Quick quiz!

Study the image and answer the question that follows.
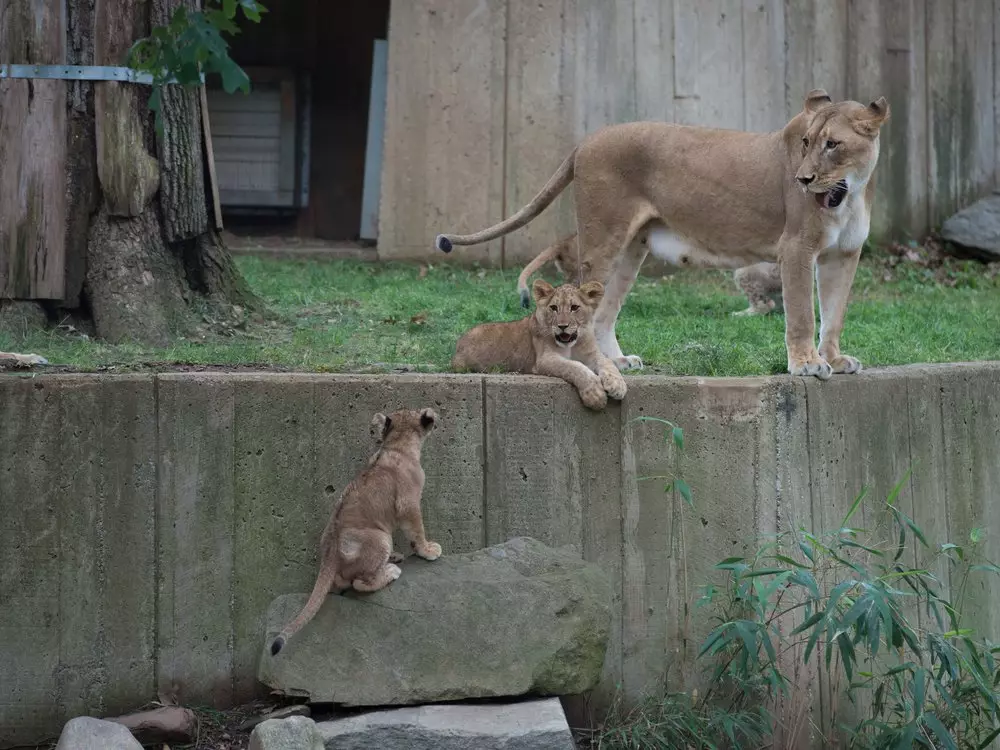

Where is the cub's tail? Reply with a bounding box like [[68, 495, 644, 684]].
[[436, 149, 577, 253], [516, 241, 564, 308], [270, 562, 337, 656]]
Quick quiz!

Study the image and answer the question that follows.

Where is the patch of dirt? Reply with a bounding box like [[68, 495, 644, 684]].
[[874, 233, 1000, 285]]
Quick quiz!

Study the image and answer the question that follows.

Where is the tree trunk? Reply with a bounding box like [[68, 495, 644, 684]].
[[71, 0, 259, 345]]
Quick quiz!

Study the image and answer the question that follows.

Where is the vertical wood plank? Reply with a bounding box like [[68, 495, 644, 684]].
[[742, 0, 786, 132], [0, 0, 67, 299], [503, 0, 578, 266], [571, 0, 637, 137], [673, 0, 745, 128], [379, 0, 506, 266], [783, 1, 849, 119], [634, 0, 675, 123], [954, 0, 995, 207], [880, 0, 929, 238], [926, 0, 958, 226]]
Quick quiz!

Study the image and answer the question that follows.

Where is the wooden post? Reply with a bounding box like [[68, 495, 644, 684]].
[[0, 0, 68, 300]]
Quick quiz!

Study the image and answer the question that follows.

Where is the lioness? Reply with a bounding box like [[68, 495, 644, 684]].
[[452, 279, 627, 411], [270, 407, 441, 656], [0, 352, 48, 367], [438, 89, 888, 380], [517, 231, 782, 316]]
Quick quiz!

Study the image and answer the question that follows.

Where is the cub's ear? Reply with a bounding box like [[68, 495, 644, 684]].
[[853, 96, 890, 136], [419, 408, 438, 430], [370, 412, 390, 440], [532, 279, 555, 305], [578, 281, 605, 307], [803, 88, 832, 114]]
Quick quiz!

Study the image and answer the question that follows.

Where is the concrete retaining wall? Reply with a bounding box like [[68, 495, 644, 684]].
[[2, 365, 1000, 746]]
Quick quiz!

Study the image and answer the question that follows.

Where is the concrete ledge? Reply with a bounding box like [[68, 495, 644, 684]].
[[2, 364, 1000, 746]]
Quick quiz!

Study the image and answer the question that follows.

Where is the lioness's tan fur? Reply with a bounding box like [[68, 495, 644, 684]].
[[453, 279, 627, 411], [439, 89, 889, 380], [0, 352, 48, 367], [270, 408, 441, 655]]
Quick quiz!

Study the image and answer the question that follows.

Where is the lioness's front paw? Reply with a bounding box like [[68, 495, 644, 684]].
[[414, 541, 442, 561], [614, 355, 644, 371], [579, 382, 609, 410], [789, 354, 833, 381], [828, 354, 863, 375], [601, 370, 628, 400]]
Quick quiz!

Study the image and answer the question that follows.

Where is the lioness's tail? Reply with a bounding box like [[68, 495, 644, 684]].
[[436, 150, 577, 253], [516, 241, 564, 308], [270, 562, 337, 656]]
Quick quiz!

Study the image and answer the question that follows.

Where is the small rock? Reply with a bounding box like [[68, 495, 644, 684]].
[[239, 704, 311, 731], [55, 717, 143, 750], [317, 698, 576, 750], [941, 194, 1000, 261], [249, 716, 324, 750], [105, 706, 197, 744], [258, 537, 611, 706]]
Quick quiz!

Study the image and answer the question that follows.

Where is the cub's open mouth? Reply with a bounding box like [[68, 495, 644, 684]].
[[555, 332, 577, 345], [816, 180, 849, 209]]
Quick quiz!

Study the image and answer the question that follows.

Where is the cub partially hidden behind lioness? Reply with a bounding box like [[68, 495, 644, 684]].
[[452, 279, 627, 411], [270, 407, 442, 656]]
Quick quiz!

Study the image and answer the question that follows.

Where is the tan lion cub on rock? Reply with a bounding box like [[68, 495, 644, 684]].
[[270, 407, 441, 656], [452, 279, 627, 411]]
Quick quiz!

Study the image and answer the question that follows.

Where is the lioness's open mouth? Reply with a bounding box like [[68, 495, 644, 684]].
[[555, 332, 577, 345], [816, 180, 849, 209]]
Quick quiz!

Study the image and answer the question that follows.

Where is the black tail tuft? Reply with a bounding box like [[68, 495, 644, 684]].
[[270, 635, 286, 656], [520, 289, 531, 308], [436, 235, 453, 253]]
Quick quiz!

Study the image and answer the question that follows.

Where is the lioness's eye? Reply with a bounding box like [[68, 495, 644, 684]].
[[826, 139, 839, 150], [570, 304, 580, 312], [549, 305, 558, 312]]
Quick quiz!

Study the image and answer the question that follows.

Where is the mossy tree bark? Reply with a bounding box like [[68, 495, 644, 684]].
[[74, 0, 259, 345]]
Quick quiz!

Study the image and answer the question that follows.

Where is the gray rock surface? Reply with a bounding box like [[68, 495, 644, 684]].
[[259, 537, 611, 706], [941, 194, 1000, 260], [249, 715, 325, 750], [55, 717, 143, 750], [317, 698, 576, 750]]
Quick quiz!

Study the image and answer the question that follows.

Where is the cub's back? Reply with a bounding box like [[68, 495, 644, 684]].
[[452, 317, 535, 373]]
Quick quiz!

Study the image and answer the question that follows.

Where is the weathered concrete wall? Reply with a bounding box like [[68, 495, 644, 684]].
[[2, 365, 1000, 746], [379, 0, 999, 265]]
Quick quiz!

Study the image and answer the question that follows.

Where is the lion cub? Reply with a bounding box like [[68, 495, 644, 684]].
[[270, 407, 441, 656], [452, 279, 627, 410], [733, 261, 783, 316]]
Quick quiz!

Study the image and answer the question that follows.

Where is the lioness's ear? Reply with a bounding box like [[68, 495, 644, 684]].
[[853, 96, 890, 136], [578, 281, 604, 307], [803, 88, 832, 114], [370, 412, 389, 440], [419, 408, 438, 430], [532, 279, 555, 304]]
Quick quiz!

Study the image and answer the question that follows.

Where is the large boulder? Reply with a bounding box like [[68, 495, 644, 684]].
[[317, 698, 576, 750], [258, 537, 611, 706], [940, 194, 1000, 261], [55, 717, 143, 750]]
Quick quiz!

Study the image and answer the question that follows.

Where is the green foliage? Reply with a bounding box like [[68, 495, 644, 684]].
[[698, 474, 1000, 749], [127, 0, 267, 131]]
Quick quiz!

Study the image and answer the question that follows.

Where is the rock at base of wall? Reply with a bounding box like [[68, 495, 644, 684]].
[[249, 715, 325, 750], [258, 537, 611, 706], [55, 717, 143, 750], [941, 194, 1000, 261], [317, 698, 576, 750]]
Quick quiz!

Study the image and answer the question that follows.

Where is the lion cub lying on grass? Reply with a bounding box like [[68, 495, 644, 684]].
[[452, 279, 627, 411], [270, 407, 441, 656]]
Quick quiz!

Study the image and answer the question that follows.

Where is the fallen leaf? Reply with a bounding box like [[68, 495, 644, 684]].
[[418, 265, 428, 279], [410, 312, 428, 325]]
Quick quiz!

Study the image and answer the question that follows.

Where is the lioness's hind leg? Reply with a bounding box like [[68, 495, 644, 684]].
[[589, 233, 649, 371], [353, 563, 403, 592]]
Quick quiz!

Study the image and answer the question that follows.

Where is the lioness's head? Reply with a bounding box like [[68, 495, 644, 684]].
[[370, 407, 439, 445], [531, 279, 603, 347], [795, 89, 890, 210]]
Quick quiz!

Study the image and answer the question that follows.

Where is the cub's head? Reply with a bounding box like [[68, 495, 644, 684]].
[[370, 407, 439, 445], [795, 89, 890, 210], [531, 279, 604, 347]]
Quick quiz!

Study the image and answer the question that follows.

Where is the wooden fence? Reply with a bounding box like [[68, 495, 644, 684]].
[[379, 0, 999, 266]]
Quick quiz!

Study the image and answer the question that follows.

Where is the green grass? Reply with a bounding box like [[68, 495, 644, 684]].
[[2, 249, 999, 376]]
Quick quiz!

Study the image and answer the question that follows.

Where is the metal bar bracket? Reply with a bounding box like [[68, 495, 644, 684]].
[[0, 64, 202, 85]]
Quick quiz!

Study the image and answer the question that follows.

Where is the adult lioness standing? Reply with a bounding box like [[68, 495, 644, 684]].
[[436, 89, 889, 380]]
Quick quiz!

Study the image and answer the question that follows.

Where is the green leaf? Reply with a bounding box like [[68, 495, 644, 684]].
[[975, 727, 1000, 750], [790, 610, 825, 636], [774, 554, 811, 569], [674, 478, 693, 506], [921, 712, 956, 750], [842, 486, 869, 527], [971, 527, 985, 544], [799, 540, 816, 563], [742, 567, 787, 578], [903, 516, 929, 548], [671, 425, 684, 451], [886, 466, 914, 508], [217, 56, 250, 93], [716, 556, 745, 566], [894, 722, 918, 750], [970, 563, 1000, 576]]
